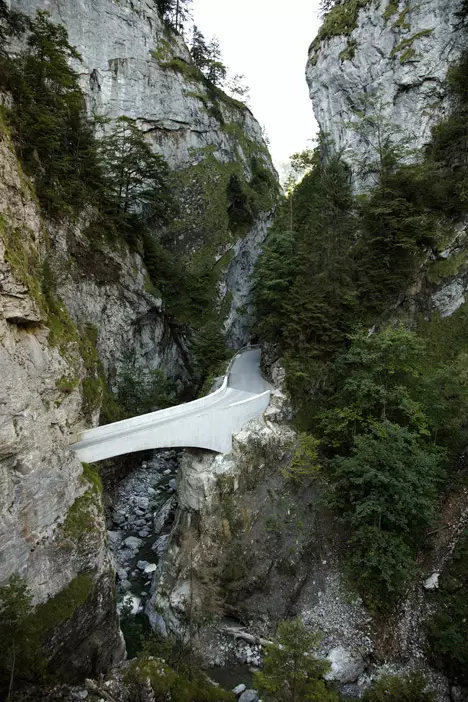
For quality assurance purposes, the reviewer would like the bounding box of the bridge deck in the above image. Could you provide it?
[70,348,271,463]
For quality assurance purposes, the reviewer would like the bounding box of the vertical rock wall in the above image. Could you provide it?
[306,0,467,183]
[12,0,278,348]
[0,118,124,676]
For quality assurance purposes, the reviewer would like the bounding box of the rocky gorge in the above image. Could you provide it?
[1,0,468,700]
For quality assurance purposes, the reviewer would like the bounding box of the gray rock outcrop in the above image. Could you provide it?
[0,120,124,675]
[12,0,278,346]
[306,0,468,187]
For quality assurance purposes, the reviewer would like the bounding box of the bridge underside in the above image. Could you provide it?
[70,348,271,464]
[71,390,271,463]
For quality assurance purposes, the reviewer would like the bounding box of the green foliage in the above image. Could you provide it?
[55,376,79,394]
[155,0,192,33]
[0,0,27,58]
[425,528,468,685]
[317,326,430,450]
[391,29,434,63]
[0,576,43,697]
[116,351,178,418]
[253,229,298,344]
[310,0,371,62]
[34,574,94,634]
[190,319,229,386]
[383,0,399,21]
[340,39,357,62]
[253,619,338,702]
[98,116,174,226]
[125,656,235,701]
[331,422,443,606]
[226,173,256,233]
[189,27,227,87]
[309,324,468,606]
[2,11,102,219]
[81,462,103,494]
[282,433,321,482]
[62,463,102,543]
[254,150,358,400]
[253,3,468,617]
[363,672,434,701]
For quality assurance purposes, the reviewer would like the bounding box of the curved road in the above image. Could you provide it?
[70,348,270,463]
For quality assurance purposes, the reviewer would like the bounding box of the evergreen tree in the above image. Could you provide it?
[226,74,250,103]
[155,0,192,32]
[319,0,342,18]
[205,37,227,86]
[317,326,429,450]
[0,576,42,700]
[6,10,102,217]
[331,421,443,605]
[190,25,210,72]
[190,319,228,385]
[0,0,28,59]
[254,619,338,702]
[98,117,173,225]
[253,229,298,344]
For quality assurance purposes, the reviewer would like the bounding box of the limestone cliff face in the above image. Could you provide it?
[0,121,124,676]
[11,0,278,347]
[1,0,277,682]
[307,0,467,183]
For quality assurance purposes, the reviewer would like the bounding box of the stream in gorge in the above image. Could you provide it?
[105,449,262,695]
[106,450,179,652]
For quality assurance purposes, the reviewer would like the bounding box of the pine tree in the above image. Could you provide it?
[98,117,173,224]
[7,10,102,217]
[319,0,342,18]
[155,0,192,32]
[254,619,338,702]
[0,576,42,700]
[226,74,250,103]
[205,37,227,86]
[190,25,210,72]
[0,0,27,59]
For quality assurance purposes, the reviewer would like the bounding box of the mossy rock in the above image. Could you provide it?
[310,0,372,61]
[34,574,94,635]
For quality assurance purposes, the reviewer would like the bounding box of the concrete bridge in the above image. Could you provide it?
[70,348,271,463]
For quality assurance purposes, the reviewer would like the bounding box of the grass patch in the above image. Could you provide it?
[426,251,468,284]
[310,0,371,62]
[384,0,400,21]
[391,29,434,62]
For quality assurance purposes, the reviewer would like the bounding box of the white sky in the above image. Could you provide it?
[191,0,322,176]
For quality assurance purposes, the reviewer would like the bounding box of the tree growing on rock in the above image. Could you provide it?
[188,27,228,87]
[0,576,42,701]
[319,0,342,18]
[226,74,251,103]
[254,619,338,702]
[155,0,192,32]
[363,672,434,701]
[98,117,173,226]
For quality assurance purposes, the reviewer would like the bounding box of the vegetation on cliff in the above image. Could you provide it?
[0,1,276,398]
[254,619,338,701]
[254,4,468,614]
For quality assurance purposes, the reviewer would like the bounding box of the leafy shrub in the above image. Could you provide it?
[426,529,468,685]
[125,656,235,701]
[254,619,338,702]
[363,672,434,701]
[331,421,443,606]
[116,351,178,418]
